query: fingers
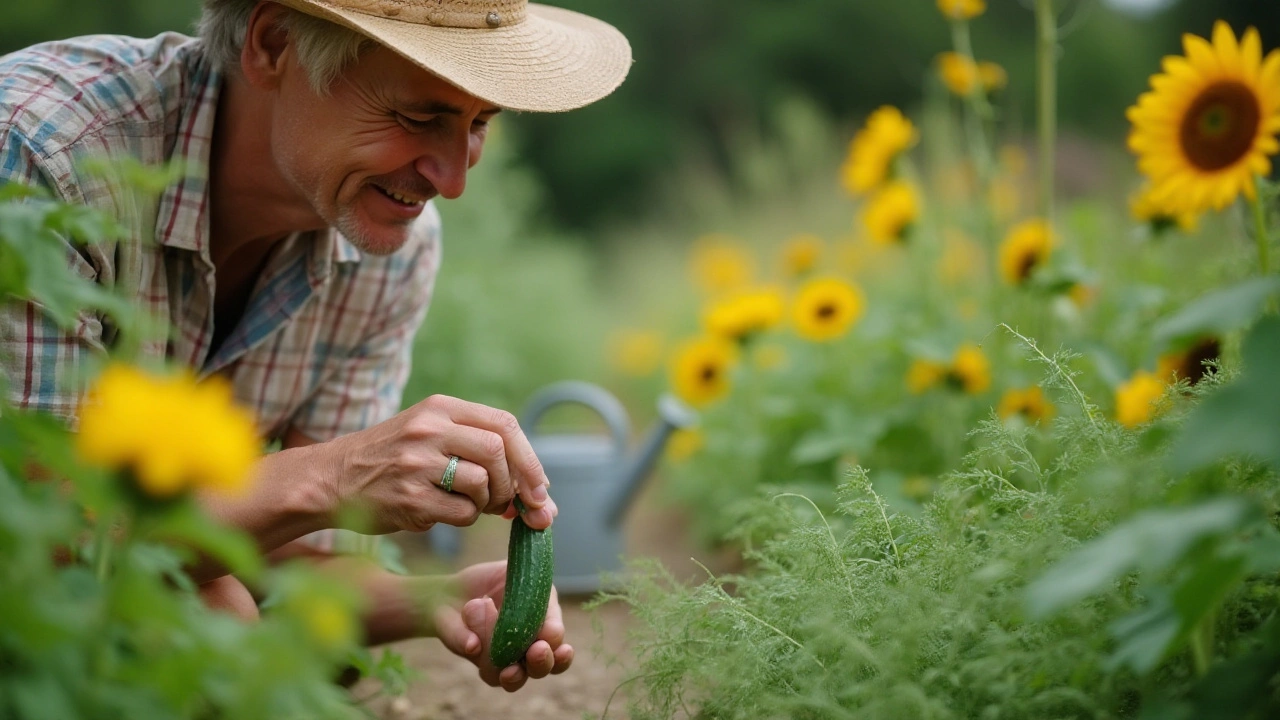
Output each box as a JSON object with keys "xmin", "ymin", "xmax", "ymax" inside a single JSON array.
[
  {"xmin": 538, "ymin": 586, "xmax": 566, "ymax": 648},
  {"xmin": 462, "ymin": 596, "xmax": 524, "ymax": 690},
  {"xmin": 522, "ymin": 640, "xmax": 555, "ymax": 679},
  {"xmin": 431, "ymin": 455, "xmax": 493, "ymax": 514},
  {"xmin": 421, "ymin": 487, "xmax": 484, "ymax": 528},
  {"xmin": 500, "ymin": 663, "xmax": 530, "ymax": 691},
  {"xmin": 551, "ymin": 643, "xmax": 574, "ymax": 675},
  {"xmin": 434, "ymin": 397, "xmax": 553, "ymax": 519},
  {"xmin": 528, "ymin": 586, "xmax": 568, "ymax": 678},
  {"xmin": 433, "ymin": 605, "xmax": 482, "ymax": 659},
  {"xmin": 437, "ymin": 424, "xmax": 513, "ymax": 513}
]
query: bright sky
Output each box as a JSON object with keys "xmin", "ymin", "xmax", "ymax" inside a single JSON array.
[{"xmin": 1101, "ymin": 0, "xmax": 1178, "ymax": 16}]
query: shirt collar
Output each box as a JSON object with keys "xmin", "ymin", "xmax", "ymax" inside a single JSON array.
[
  {"xmin": 153, "ymin": 46, "xmax": 365, "ymax": 268},
  {"xmin": 154, "ymin": 44, "xmax": 219, "ymax": 255}
]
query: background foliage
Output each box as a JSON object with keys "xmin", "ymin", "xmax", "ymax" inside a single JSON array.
[{"xmin": 4, "ymin": 0, "xmax": 1280, "ymax": 229}]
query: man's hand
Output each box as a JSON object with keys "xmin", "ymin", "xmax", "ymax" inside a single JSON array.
[
  {"xmin": 431, "ymin": 560, "xmax": 572, "ymax": 691},
  {"xmin": 321, "ymin": 395, "xmax": 557, "ymax": 533}
]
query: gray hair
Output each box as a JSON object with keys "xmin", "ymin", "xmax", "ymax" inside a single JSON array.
[{"xmin": 198, "ymin": 0, "xmax": 376, "ymax": 93}]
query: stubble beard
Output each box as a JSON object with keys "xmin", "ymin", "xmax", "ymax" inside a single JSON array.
[{"xmin": 330, "ymin": 202, "xmax": 410, "ymax": 257}]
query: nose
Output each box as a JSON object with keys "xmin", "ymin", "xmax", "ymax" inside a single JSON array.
[{"xmin": 413, "ymin": 129, "xmax": 473, "ymax": 200}]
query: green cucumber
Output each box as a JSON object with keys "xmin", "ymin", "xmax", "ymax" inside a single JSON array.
[{"xmin": 489, "ymin": 497, "xmax": 554, "ymax": 668}]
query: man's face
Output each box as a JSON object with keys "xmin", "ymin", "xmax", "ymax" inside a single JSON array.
[{"xmin": 271, "ymin": 45, "xmax": 501, "ymax": 255}]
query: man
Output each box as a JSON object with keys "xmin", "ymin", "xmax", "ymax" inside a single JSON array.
[{"xmin": 0, "ymin": 0, "xmax": 630, "ymax": 693}]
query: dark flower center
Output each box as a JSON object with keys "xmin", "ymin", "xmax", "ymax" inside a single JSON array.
[
  {"xmin": 1180, "ymin": 81, "xmax": 1261, "ymax": 171},
  {"xmin": 1016, "ymin": 250, "xmax": 1041, "ymax": 282},
  {"xmin": 815, "ymin": 302, "xmax": 838, "ymax": 320},
  {"xmin": 1182, "ymin": 336, "xmax": 1221, "ymax": 385},
  {"xmin": 699, "ymin": 364, "xmax": 719, "ymax": 384}
]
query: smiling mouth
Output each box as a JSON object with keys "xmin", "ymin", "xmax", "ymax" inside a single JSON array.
[{"xmin": 372, "ymin": 184, "xmax": 427, "ymax": 207}]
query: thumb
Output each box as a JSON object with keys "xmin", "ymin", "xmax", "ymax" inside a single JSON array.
[
  {"xmin": 433, "ymin": 605, "xmax": 481, "ymax": 658},
  {"xmin": 463, "ymin": 596, "xmax": 500, "ymax": 642}
]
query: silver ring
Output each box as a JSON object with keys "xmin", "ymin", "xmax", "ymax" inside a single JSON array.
[{"xmin": 439, "ymin": 455, "xmax": 459, "ymax": 493}]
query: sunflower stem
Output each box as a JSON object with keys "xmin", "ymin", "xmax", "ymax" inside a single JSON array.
[
  {"xmin": 950, "ymin": 18, "xmax": 998, "ymax": 282},
  {"xmin": 1248, "ymin": 188, "xmax": 1271, "ymax": 276},
  {"xmin": 949, "ymin": 20, "xmax": 995, "ymax": 187},
  {"xmin": 93, "ymin": 511, "xmax": 115, "ymax": 582},
  {"xmin": 1035, "ymin": 0, "xmax": 1058, "ymax": 223}
]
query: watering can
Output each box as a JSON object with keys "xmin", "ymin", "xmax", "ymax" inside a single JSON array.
[{"xmin": 519, "ymin": 381, "xmax": 698, "ymax": 594}]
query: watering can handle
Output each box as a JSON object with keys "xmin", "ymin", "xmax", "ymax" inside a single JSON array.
[{"xmin": 520, "ymin": 381, "xmax": 632, "ymax": 454}]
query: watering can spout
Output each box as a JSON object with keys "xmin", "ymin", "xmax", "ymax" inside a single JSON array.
[{"xmin": 605, "ymin": 393, "xmax": 698, "ymax": 527}]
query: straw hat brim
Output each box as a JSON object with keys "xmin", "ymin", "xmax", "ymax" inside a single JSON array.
[{"xmin": 272, "ymin": 0, "xmax": 632, "ymax": 113}]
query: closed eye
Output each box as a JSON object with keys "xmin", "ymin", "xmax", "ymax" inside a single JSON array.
[{"xmin": 397, "ymin": 113, "xmax": 441, "ymax": 131}]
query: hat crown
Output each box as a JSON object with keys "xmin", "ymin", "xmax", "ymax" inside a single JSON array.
[{"xmin": 338, "ymin": 0, "xmax": 527, "ymax": 28}]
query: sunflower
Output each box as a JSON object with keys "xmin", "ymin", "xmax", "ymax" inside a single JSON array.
[
  {"xmin": 938, "ymin": 52, "xmax": 980, "ymax": 97},
  {"xmin": 1130, "ymin": 184, "xmax": 1200, "ymax": 233},
  {"xmin": 907, "ymin": 359, "xmax": 947, "ymax": 395},
  {"xmin": 937, "ymin": 0, "xmax": 985, "ymax": 21},
  {"xmin": 703, "ymin": 287, "xmax": 786, "ymax": 342},
  {"xmin": 948, "ymin": 343, "xmax": 991, "ymax": 394},
  {"xmin": 937, "ymin": 228, "xmax": 982, "ymax": 283},
  {"xmin": 907, "ymin": 344, "xmax": 990, "ymax": 395},
  {"xmin": 979, "ymin": 61, "xmax": 1008, "ymax": 93},
  {"xmin": 903, "ymin": 475, "xmax": 937, "ymax": 501},
  {"xmin": 670, "ymin": 337, "xmax": 738, "ymax": 407},
  {"xmin": 989, "ymin": 177, "xmax": 1022, "ymax": 223},
  {"xmin": 792, "ymin": 277, "xmax": 865, "ymax": 342},
  {"xmin": 690, "ymin": 234, "xmax": 755, "ymax": 295},
  {"xmin": 1115, "ymin": 370, "xmax": 1168, "ymax": 428},
  {"xmin": 841, "ymin": 106, "xmax": 919, "ymax": 196},
  {"xmin": 997, "ymin": 386, "xmax": 1055, "ymax": 423},
  {"xmin": 862, "ymin": 181, "xmax": 921, "ymax": 245},
  {"xmin": 1067, "ymin": 282, "xmax": 1098, "ymax": 308},
  {"xmin": 608, "ymin": 329, "xmax": 664, "ymax": 377},
  {"xmin": 1156, "ymin": 336, "xmax": 1221, "ymax": 386},
  {"xmin": 665, "ymin": 428, "xmax": 705, "ymax": 463},
  {"xmin": 780, "ymin": 234, "xmax": 824, "ymax": 277},
  {"xmin": 999, "ymin": 218, "xmax": 1055, "ymax": 285},
  {"xmin": 1127, "ymin": 21, "xmax": 1280, "ymax": 215},
  {"xmin": 77, "ymin": 364, "xmax": 261, "ymax": 498},
  {"xmin": 1000, "ymin": 145, "xmax": 1029, "ymax": 176}
]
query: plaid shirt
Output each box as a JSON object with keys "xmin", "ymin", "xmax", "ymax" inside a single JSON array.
[{"xmin": 0, "ymin": 33, "xmax": 441, "ymax": 445}]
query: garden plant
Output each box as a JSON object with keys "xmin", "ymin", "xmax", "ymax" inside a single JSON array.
[
  {"xmin": 599, "ymin": 2, "xmax": 1280, "ymax": 717},
  {"xmin": 0, "ymin": 169, "xmax": 410, "ymax": 719}
]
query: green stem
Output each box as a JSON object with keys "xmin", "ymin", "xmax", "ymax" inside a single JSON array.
[
  {"xmin": 93, "ymin": 513, "xmax": 114, "ymax": 582},
  {"xmin": 950, "ymin": 20, "xmax": 995, "ymax": 188},
  {"xmin": 950, "ymin": 18, "xmax": 1000, "ymax": 286},
  {"xmin": 1249, "ymin": 189, "xmax": 1271, "ymax": 276},
  {"xmin": 1035, "ymin": 0, "xmax": 1057, "ymax": 223},
  {"xmin": 1189, "ymin": 612, "xmax": 1215, "ymax": 677}
]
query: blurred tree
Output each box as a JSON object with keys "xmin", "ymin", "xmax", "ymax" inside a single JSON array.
[
  {"xmin": 0, "ymin": 0, "xmax": 200, "ymax": 52},
  {"xmin": 0, "ymin": 0, "xmax": 1271, "ymax": 231},
  {"xmin": 508, "ymin": 0, "xmax": 1212, "ymax": 229}
]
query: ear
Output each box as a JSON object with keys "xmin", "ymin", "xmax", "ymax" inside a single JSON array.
[{"xmin": 240, "ymin": 1, "xmax": 294, "ymax": 91}]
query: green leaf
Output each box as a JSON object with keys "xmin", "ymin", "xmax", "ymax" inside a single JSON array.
[
  {"xmin": 0, "ymin": 238, "xmax": 31, "ymax": 298},
  {"xmin": 1106, "ymin": 591, "xmax": 1180, "ymax": 673},
  {"xmin": 1179, "ymin": 617, "xmax": 1280, "ymax": 719},
  {"xmin": 1025, "ymin": 496, "xmax": 1257, "ymax": 618},
  {"xmin": 1152, "ymin": 277, "xmax": 1280, "ymax": 350},
  {"xmin": 0, "ymin": 181, "xmax": 49, "ymax": 201},
  {"xmin": 1167, "ymin": 316, "xmax": 1280, "ymax": 473},
  {"xmin": 138, "ymin": 501, "xmax": 265, "ymax": 582},
  {"xmin": 1099, "ymin": 549, "xmax": 1245, "ymax": 673},
  {"xmin": 790, "ymin": 430, "xmax": 849, "ymax": 465}
]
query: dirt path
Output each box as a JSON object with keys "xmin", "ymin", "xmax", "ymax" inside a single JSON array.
[{"xmin": 355, "ymin": 479, "xmax": 736, "ymax": 720}]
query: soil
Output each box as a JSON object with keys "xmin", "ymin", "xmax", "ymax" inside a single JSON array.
[{"xmin": 353, "ymin": 478, "xmax": 737, "ymax": 720}]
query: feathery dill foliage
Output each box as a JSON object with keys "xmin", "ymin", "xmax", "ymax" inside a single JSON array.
[{"xmin": 600, "ymin": 339, "xmax": 1280, "ymax": 719}]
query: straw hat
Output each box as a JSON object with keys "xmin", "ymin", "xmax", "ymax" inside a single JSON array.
[{"xmin": 272, "ymin": 0, "xmax": 632, "ymax": 112}]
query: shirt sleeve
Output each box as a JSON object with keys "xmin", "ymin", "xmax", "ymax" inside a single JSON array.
[
  {"xmin": 0, "ymin": 126, "xmax": 108, "ymax": 427},
  {"xmin": 287, "ymin": 205, "xmax": 442, "ymax": 442}
]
